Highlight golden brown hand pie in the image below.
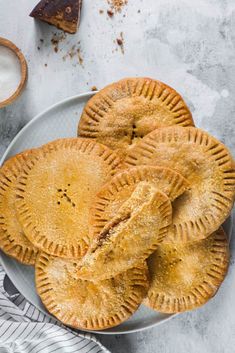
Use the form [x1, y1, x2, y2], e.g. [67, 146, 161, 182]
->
[125, 126, 235, 242]
[144, 227, 229, 313]
[76, 182, 172, 281]
[90, 165, 189, 238]
[0, 151, 38, 265]
[15, 138, 121, 258]
[36, 252, 149, 330]
[78, 77, 194, 158]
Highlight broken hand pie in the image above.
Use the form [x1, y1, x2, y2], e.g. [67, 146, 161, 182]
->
[78, 77, 194, 159]
[16, 138, 121, 258]
[90, 165, 189, 238]
[76, 182, 172, 281]
[125, 126, 235, 242]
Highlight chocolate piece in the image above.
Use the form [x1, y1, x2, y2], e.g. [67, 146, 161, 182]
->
[107, 10, 114, 17]
[116, 38, 123, 46]
[30, 0, 82, 34]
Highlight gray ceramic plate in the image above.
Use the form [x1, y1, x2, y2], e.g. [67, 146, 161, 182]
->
[0, 92, 233, 334]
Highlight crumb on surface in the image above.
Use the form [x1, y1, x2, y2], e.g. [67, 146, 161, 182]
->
[99, 9, 104, 14]
[77, 48, 83, 65]
[68, 45, 76, 58]
[116, 32, 124, 54]
[50, 33, 84, 66]
[117, 38, 123, 46]
[91, 86, 98, 91]
[37, 46, 40, 50]
[44, 63, 48, 67]
[107, 0, 128, 13]
[107, 10, 114, 17]
[51, 32, 67, 53]
[62, 44, 84, 66]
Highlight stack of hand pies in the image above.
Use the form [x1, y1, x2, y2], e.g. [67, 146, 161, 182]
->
[0, 77, 234, 331]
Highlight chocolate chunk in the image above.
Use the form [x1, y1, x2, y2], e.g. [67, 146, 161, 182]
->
[107, 10, 114, 17]
[116, 38, 123, 46]
[30, 0, 82, 34]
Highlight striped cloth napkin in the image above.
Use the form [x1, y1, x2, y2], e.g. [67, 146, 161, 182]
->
[0, 264, 110, 353]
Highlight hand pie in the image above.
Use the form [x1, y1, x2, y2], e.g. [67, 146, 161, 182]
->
[16, 138, 121, 258]
[0, 151, 38, 265]
[125, 126, 235, 242]
[144, 227, 229, 313]
[90, 165, 189, 238]
[36, 252, 149, 330]
[76, 182, 172, 281]
[78, 77, 194, 158]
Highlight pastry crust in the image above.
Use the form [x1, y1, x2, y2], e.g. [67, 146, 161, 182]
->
[144, 227, 229, 313]
[76, 182, 172, 281]
[0, 151, 38, 265]
[78, 77, 194, 158]
[36, 252, 149, 330]
[125, 126, 235, 242]
[90, 165, 189, 238]
[15, 138, 121, 258]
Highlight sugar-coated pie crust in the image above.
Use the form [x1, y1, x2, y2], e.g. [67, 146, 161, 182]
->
[125, 126, 235, 242]
[0, 151, 38, 265]
[15, 138, 121, 258]
[36, 252, 149, 330]
[78, 77, 194, 159]
[144, 227, 229, 313]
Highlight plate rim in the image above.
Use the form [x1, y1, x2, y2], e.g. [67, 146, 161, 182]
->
[0, 91, 95, 162]
[0, 92, 233, 335]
